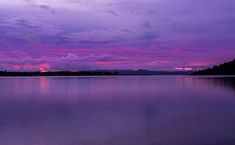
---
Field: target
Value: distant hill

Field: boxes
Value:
[192,59,235,75]
[116,70,193,75]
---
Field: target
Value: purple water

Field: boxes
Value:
[0,76,235,145]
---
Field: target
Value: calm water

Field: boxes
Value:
[0,76,235,145]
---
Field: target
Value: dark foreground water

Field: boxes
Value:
[0,76,235,145]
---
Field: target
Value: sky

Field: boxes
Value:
[0,0,235,71]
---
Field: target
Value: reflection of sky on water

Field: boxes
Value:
[0,76,235,145]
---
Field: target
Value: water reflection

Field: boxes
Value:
[177,76,235,93]
[0,76,235,145]
[40,77,49,95]
[200,77,235,91]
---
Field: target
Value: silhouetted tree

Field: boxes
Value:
[192,59,235,75]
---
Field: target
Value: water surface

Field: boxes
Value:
[0,76,235,145]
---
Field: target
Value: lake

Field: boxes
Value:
[0,76,235,145]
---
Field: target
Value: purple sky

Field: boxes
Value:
[0,0,235,71]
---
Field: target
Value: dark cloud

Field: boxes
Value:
[142,21,152,29]
[105,9,118,16]
[95,54,127,62]
[33,4,56,13]
[36,4,51,10]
